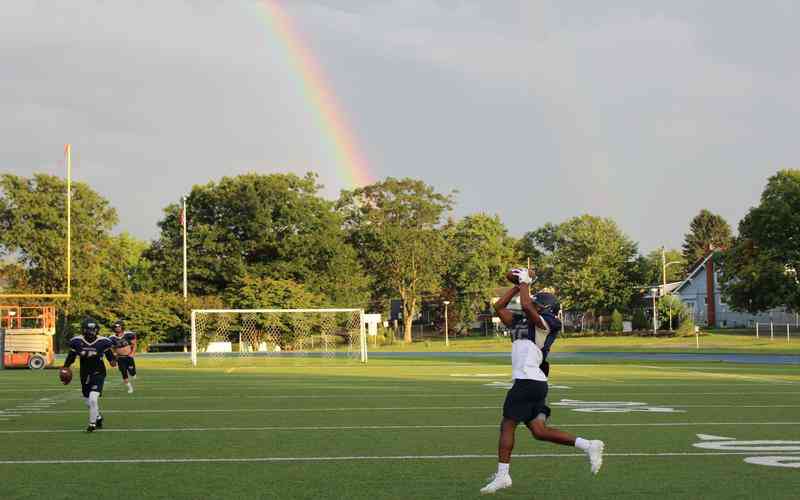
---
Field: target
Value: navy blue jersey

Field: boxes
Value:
[509,311,562,360]
[67,336,115,375]
[112,332,137,348]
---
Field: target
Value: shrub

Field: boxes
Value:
[677,316,696,337]
[610,309,624,333]
[632,308,650,330]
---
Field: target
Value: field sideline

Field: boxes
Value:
[1,355,799,499]
[369,331,800,354]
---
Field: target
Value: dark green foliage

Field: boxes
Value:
[442,214,518,332]
[682,209,733,270]
[145,172,369,307]
[720,170,800,313]
[338,178,454,343]
[632,308,650,330]
[526,215,640,314]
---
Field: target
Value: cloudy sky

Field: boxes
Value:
[2,1,798,253]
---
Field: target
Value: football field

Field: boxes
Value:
[1,355,799,499]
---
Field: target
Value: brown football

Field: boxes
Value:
[59,367,72,385]
[506,270,520,285]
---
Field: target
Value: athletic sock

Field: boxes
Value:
[497,463,510,476]
[88,392,100,424]
[575,437,591,451]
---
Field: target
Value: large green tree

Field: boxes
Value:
[682,209,733,269]
[442,213,518,331]
[146,173,369,307]
[338,178,454,343]
[530,215,640,313]
[720,170,800,313]
[0,174,129,340]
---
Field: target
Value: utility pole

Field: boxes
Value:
[443,301,450,347]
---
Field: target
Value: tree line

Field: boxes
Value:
[1,170,798,347]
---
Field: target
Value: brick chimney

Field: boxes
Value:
[705,247,716,328]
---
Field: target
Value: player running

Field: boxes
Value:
[480,269,605,495]
[61,318,117,432]
[110,319,137,394]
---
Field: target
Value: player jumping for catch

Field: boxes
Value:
[480,268,605,494]
[61,318,117,432]
[111,319,137,393]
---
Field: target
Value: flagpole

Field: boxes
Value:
[182,196,188,303]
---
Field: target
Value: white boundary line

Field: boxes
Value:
[2,451,800,465]
[2,421,800,434]
[15,404,800,415]
[81,391,800,401]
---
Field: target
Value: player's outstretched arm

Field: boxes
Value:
[493,285,520,327]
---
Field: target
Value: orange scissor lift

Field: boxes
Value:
[1,305,57,369]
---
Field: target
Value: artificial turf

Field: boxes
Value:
[1,354,798,499]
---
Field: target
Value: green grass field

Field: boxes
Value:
[1,353,799,499]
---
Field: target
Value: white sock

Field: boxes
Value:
[88,392,100,424]
[575,437,591,451]
[126,382,133,390]
[497,463,510,476]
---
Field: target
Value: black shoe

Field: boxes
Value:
[86,424,96,433]
[95,416,103,429]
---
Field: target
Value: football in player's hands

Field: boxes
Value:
[506,268,523,284]
[59,367,72,385]
[507,268,535,285]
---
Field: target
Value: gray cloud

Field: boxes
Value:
[2,1,798,253]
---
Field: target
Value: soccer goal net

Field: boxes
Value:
[190,309,367,366]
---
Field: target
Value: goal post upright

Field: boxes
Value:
[0,144,72,300]
[190,309,197,367]
[360,308,367,363]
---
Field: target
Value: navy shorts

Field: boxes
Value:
[502,379,551,424]
[80,372,106,398]
[117,356,136,378]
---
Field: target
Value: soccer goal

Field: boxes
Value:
[190,309,367,366]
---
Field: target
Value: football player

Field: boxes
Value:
[62,317,117,432]
[111,320,137,393]
[480,269,605,495]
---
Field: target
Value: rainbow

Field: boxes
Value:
[258,0,373,188]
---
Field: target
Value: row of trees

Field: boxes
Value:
[1,169,798,346]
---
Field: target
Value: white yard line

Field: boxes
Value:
[89,391,800,401]
[11,406,500,415]
[2,421,800,434]
[2,451,799,465]
[15,403,800,415]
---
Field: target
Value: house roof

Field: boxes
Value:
[641,281,683,298]
[673,252,715,294]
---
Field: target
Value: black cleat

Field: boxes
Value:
[95,416,103,429]
[86,424,97,433]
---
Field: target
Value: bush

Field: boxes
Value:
[658,295,690,330]
[610,309,624,333]
[677,316,696,337]
[632,308,650,330]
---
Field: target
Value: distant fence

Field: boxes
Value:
[754,322,800,343]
